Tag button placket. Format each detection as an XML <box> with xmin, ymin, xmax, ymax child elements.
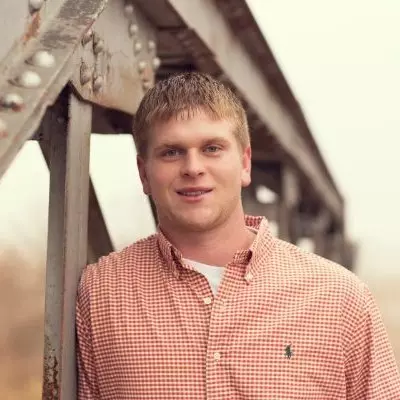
<box><xmin>205</xmin><ymin>270</ymin><xmax>242</xmax><ymax>399</ymax></box>
<box><xmin>183</xmin><ymin>267</ymin><xmax>215</xmax><ymax>306</ymax></box>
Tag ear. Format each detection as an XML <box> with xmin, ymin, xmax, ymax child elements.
<box><xmin>241</xmin><ymin>145</ymin><xmax>252</xmax><ymax>188</ymax></box>
<box><xmin>137</xmin><ymin>155</ymin><xmax>151</xmax><ymax>195</ymax></box>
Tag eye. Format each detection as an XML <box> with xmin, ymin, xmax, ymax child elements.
<box><xmin>162</xmin><ymin>148</ymin><xmax>181</xmax><ymax>157</ymax></box>
<box><xmin>204</xmin><ymin>145</ymin><xmax>221</xmax><ymax>153</ymax></box>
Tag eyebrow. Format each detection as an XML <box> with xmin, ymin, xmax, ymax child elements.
<box><xmin>203</xmin><ymin>137</ymin><xmax>230</xmax><ymax>146</ymax></box>
<box><xmin>153</xmin><ymin>143</ymin><xmax>184</xmax><ymax>153</ymax></box>
<box><xmin>154</xmin><ymin>137</ymin><xmax>230</xmax><ymax>152</ymax></box>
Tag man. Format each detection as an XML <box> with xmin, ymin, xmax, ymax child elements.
<box><xmin>76</xmin><ymin>72</ymin><xmax>400</xmax><ymax>399</ymax></box>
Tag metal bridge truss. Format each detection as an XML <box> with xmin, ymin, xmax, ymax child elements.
<box><xmin>0</xmin><ymin>0</ymin><xmax>355</xmax><ymax>398</ymax></box>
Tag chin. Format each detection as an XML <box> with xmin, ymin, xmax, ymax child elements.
<box><xmin>175</xmin><ymin>211</ymin><xmax>220</xmax><ymax>232</ymax></box>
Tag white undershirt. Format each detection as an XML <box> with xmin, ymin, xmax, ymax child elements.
<box><xmin>183</xmin><ymin>258</ymin><xmax>224</xmax><ymax>295</ymax></box>
<box><xmin>182</xmin><ymin>228</ymin><xmax>258</xmax><ymax>295</ymax></box>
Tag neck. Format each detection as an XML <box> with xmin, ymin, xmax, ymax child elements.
<box><xmin>159</xmin><ymin>209</ymin><xmax>256</xmax><ymax>266</ymax></box>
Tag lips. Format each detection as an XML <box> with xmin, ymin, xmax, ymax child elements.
<box><xmin>176</xmin><ymin>188</ymin><xmax>213</xmax><ymax>197</ymax></box>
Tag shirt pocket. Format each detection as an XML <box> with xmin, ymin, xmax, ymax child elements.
<box><xmin>226</xmin><ymin>318</ymin><xmax>345</xmax><ymax>399</ymax></box>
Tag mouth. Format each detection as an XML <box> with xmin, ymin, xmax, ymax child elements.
<box><xmin>176</xmin><ymin>188</ymin><xmax>213</xmax><ymax>197</ymax></box>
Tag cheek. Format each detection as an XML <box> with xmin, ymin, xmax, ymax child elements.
<box><xmin>217</xmin><ymin>160</ymin><xmax>244</xmax><ymax>184</ymax></box>
<box><xmin>148</xmin><ymin>165</ymin><xmax>176</xmax><ymax>191</ymax></box>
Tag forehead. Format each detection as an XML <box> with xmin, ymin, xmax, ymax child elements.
<box><xmin>149</xmin><ymin>110</ymin><xmax>235</xmax><ymax>146</ymax></box>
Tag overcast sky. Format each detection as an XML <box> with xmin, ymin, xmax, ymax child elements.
<box><xmin>0</xmin><ymin>0</ymin><xmax>399</xmax><ymax>281</ymax></box>
<box><xmin>246</xmin><ymin>0</ymin><xmax>400</xmax><ymax>279</ymax></box>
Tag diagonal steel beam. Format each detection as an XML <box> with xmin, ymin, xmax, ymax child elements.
<box><xmin>0</xmin><ymin>0</ymin><xmax>108</xmax><ymax>180</ymax></box>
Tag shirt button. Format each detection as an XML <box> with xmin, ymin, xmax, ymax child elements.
<box><xmin>213</xmin><ymin>352</ymin><xmax>221</xmax><ymax>361</ymax></box>
<box><xmin>203</xmin><ymin>297</ymin><xmax>212</xmax><ymax>305</ymax></box>
<box><xmin>245</xmin><ymin>272</ymin><xmax>253</xmax><ymax>282</ymax></box>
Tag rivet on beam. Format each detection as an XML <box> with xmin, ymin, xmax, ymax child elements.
<box><xmin>142</xmin><ymin>80</ymin><xmax>151</xmax><ymax>92</ymax></box>
<box><xmin>92</xmin><ymin>32</ymin><xmax>100</xmax><ymax>45</ymax></box>
<box><xmin>93</xmin><ymin>38</ymin><xmax>105</xmax><ymax>55</ymax></box>
<box><xmin>80</xmin><ymin>62</ymin><xmax>91</xmax><ymax>86</ymax></box>
<box><xmin>129</xmin><ymin>23</ymin><xmax>139</xmax><ymax>36</ymax></box>
<box><xmin>82</xmin><ymin>29</ymin><xmax>94</xmax><ymax>46</ymax></box>
<box><xmin>14</xmin><ymin>71</ymin><xmax>42</xmax><ymax>88</ymax></box>
<box><xmin>28</xmin><ymin>50</ymin><xmax>55</xmax><ymax>68</ymax></box>
<box><xmin>134</xmin><ymin>41</ymin><xmax>142</xmax><ymax>54</ymax></box>
<box><xmin>29</xmin><ymin>0</ymin><xmax>44</xmax><ymax>12</ymax></box>
<box><xmin>124</xmin><ymin>3</ymin><xmax>134</xmax><ymax>16</ymax></box>
<box><xmin>138</xmin><ymin>61</ymin><xmax>147</xmax><ymax>73</ymax></box>
<box><xmin>152</xmin><ymin>57</ymin><xmax>161</xmax><ymax>70</ymax></box>
<box><xmin>148</xmin><ymin>40</ymin><xmax>156</xmax><ymax>51</ymax></box>
<box><xmin>1</xmin><ymin>93</ymin><xmax>24</xmax><ymax>111</ymax></box>
<box><xmin>93</xmin><ymin>75</ymin><xmax>103</xmax><ymax>92</ymax></box>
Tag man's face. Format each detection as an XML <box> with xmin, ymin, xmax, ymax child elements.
<box><xmin>137</xmin><ymin>109</ymin><xmax>251</xmax><ymax>233</ymax></box>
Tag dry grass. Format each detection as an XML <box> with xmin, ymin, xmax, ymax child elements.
<box><xmin>0</xmin><ymin>248</ymin><xmax>45</xmax><ymax>399</ymax></box>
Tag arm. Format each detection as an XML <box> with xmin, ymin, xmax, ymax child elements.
<box><xmin>76</xmin><ymin>274</ymin><xmax>100</xmax><ymax>399</ymax></box>
<box><xmin>345</xmin><ymin>283</ymin><xmax>400</xmax><ymax>399</ymax></box>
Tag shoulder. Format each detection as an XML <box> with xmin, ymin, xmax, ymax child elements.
<box><xmin>79</xmin><ymin>233</ymin><xmax>159</xmax><ymax>294</ymax></box>
<box><xmin>273</xmin><ymin>238</ymin><xmax>361</xmax><ymax>286</ymax></box>
<box><xmin>269</xmin><ymin>239</ymin><xmax>378</xmax><ymax>341</ymax></box>
<box><xmin>271</xmin><ymin>238</ymin><xmax>369</xmax><ymax>312</ymax></box>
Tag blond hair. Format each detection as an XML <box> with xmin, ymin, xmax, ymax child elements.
<box><xmin>132</xmin><ymin>72</ymin><xmax>250</xmax><ymax>157</ymax></box>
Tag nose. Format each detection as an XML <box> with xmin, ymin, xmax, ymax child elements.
<box><xmin>180</xmin><ymin>150</ymin><xmax>205</xmax><ymax>177</ymax></box>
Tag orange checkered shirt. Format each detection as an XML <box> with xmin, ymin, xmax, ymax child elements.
<box><xmin>76</xmin><ymin>215</ymin><xmax>400</xmax><ymax>399</ymax></box>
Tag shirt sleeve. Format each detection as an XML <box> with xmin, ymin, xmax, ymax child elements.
<box><xmin>76</xmin><ymin>273</ymin><xmax>100</xmax><ymax>399</ymax></box>
<box><xmin>344</xmin><ymin>283</ymin><xmax>400</xmax><ymax>399</ymax></box>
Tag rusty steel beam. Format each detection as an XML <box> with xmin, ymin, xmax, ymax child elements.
<box><xmin>0</xmin><ymin>0</ymin><xmax>108</xmax><ymax>180</ymax></box>
<box><xmin>313</xmin><ymin>210</ymin><xmax>331</xmax><ymax>258</ymax></box>
<box><xmin>0</xmin><ymin>2</ymin><xmax>31</xmax><ymax>66</ymax></box>
<box><xmin>40</xmin><ymin>135</ymin><xmax>114</xmax><ymax>265</ymax></box>
<box><xmin>161</xmin><ymin>0</ymin><xmax>343</xmax><ymax>222</ymax></box>
<box><xmin>242</xmin><ymin>186</ymin><xmax>278</xmax><ymax>221</ymax></box>
<box><xmin>278</xmin><ymin>165</ymin><xmax>300</xmax><ymax>243</ymax></box>
<box><xmin>70</xmin><ymin>0</ymin><xmax>159</xmax><ymax>115</ymax></box>
<box><xmin>86</xmin><ymin>179</ymin><xmax>114</xmax><ymax>263</ymax></box>
<box><xmin>42</xmin><ymin>90</ymin><xmax>91</xmax><ymax>400</ymax></box>
<box><xmin>213</xmin><ymin>0</ymin><xmax>341</xmax><ymax>199</ymax></box>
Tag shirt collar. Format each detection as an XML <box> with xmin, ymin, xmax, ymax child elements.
<box><xmin>157</xmin><ymin>215</ymin><xmax>276</xmax><ymax>280</ymax></box>
<box><xmin>244</xmin><ymin>215</ymin><xmax>276</xmax><ymax>279</ymax></box>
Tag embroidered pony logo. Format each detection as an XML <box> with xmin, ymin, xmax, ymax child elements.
<box><xmin>284</xmin><ymin>344</ymin><xmax>293</xmax><ymax>359</ymax></box>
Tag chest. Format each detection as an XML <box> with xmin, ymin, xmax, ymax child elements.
<box><xmin>90</xmin><ymin>272</ymin><xmax>346</xmax><ymax>399</ymax></box>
